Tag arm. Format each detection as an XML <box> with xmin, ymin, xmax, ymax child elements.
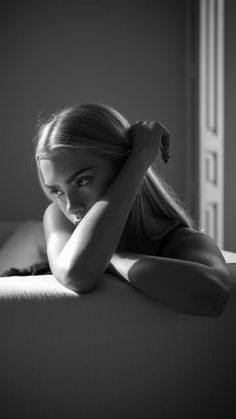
<box><xmin>47</xmin><ymin>153</ymin><xmax>147</xmax><ymax>291</ymax></box>
<box><xmin>107</xmin><ymin>233</ymin><xmax>230</xmax><ymax>317</ymax></box>
<box><xmin>43</xmin><ymin>121</ymin><xmax>170</xmax><ymax>292</ymax></box>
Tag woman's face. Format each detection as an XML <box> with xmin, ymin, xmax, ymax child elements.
<box><xmin>39</xmin><ymin>149</ymin><xmax>121</xmax><ymax>225</ymax></box>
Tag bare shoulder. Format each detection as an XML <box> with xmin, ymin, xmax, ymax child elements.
<box><xmin>43</xmin><ymin>203</ymin><xmax>73</xmax><ymax>236</ymax></box>
<box><xmin>160</xmin><ymin>226</ymin><xmax>227</xmax><ymax>270</ymax></box>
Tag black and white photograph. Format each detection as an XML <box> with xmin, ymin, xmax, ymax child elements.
<box><xmin>0</xmin><ymin>1</ymin><xmax>235</xmax><ymax>418</ymax></box>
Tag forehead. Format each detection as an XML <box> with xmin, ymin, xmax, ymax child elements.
<box><xmin>39</xmin><ymin>149</ymin><xmax>105</xmax><ymax>183</ymax></box>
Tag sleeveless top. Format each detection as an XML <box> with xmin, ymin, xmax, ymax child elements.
<box><xmin>151</xmin><ymin>223</ymin><xmax>195</xmax><ymax>256</ymax></box>
<box><xmin>156</xmin><ymin>223</ymin><xmax>204</xmax><ymax>257</ymax></box>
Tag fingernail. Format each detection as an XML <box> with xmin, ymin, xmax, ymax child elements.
<box><xmin>163</xmin><ymin>154</ymin><xmax>170</xmax><ymax>163</ymax></box>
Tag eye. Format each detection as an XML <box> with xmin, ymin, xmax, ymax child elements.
<box><xmin>49</xmin><ymin>189</ymin><xmax>64</xmax><ymax>198</ymax></box>
<box><xmin>76</xmin><ymin>176</ymin><xmax>92</xmax><ymax>187</ymax></box>
<box><xmin>48</xmin><ymin>175</ymin><xmax>92</xmax><ymax>198</ymax></box>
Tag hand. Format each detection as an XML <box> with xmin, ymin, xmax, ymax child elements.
<box><xmin>129</xmin><ymin>120</ymin><xmax>171</xmax><ymax>167</ymax></box>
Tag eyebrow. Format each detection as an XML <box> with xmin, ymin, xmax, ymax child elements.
<box><xmin>45</xmin><ymin>167</ymin><xmax>93</xmax><ymax>189</ymax></box>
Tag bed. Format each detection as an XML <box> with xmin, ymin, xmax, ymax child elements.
<box><xmin>1</xmin><ymin>221</ymin><xmax>236</xmax><ymax>419</ymax></box>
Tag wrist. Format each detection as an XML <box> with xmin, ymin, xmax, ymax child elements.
<box><xmin>107</xmin><ymin>254</ymin><xmax>122</xmax><ymax>277</ymax></box>
<box><xmin>127</xmin><ymin>150</ymin><xmax>151</xmax><ymax>173</ymax></box>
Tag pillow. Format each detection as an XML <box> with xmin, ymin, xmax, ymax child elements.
<box><xmin>0</xmin><ymin>223</ymin><xmax>20</xmax><ymax>247</ymax></box>
<box><xmin>0</xmin><ymin>221</ymin><xmax>47</xmax><ymax>275</ymax></box>
<box><xmin>221</xmin><ymin>250</ymin><xmax>236</xmax><ymax>264</ymax></box>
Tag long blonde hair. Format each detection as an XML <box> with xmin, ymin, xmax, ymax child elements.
<box><xmin>34</xmin><ymin>102</ymin><xmax>197</xmax><ymax>239</ymax></box>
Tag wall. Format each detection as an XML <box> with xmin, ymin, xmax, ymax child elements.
<box><xmin>0</xmin><ymin>0</ymin><xmax>187</xmax><ymax>222</ymax></box>
<box><xmin>225</xmin><ymin>0</ymin><xmax>236</xmax><ymax>251</ymax></box>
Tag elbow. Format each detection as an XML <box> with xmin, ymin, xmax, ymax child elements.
<box><xmin>61</xmin><ymin>268</ymin><xmax>98</xmax><ymax>293</ymax></box>
<box><xmin>206</xmin><ymin>268</ymin><xmax>230</xmax><ymax>317</ymax></box>
<box><xmin>52</xmin><ymin>257</ymin><xmax>98</xmax><ymax>293</ymax></box>
<box><xmin>50</xmin><ymin>260</ymin><xmax>99</xmax><ymax>293</ymax></box>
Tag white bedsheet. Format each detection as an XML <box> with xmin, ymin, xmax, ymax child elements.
<box><xmin>0</xmin><ymin>274</ymin><xmax>77</xmax><ymax>301</ymax></box>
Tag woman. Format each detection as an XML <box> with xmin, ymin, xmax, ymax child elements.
<box><xmin>34</xmin><ymin>102</ymin><xmax>230</xmax><ymax>317</ymax></box>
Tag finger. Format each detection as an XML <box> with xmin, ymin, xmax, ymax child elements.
<box><xmin>160</xmin><ymin>129</ymin><xmax>171</xmax><ymax>154</ymax></box>
<box><xmin>160</xmin><ymin>129</ymin><xmax>171</xmax><ymax>163</ymax></box>
<box><xmin>162</xmin><ymin>152</ymin><xmax>171</xmax><ymax>164</ymax></box>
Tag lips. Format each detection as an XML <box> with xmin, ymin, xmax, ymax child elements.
<box><xmin>73</xmin><ymin>211</ymin><xmax>85</xmax><ymax>226</ymax></box>
<box><xmin>71</xmin><ymin>206</ymin><xmax>89</xmax><ymax>226</ymax></box>
<box><xmin>73</xmin><ymin>216</ymin><xmax>82</xmax><ymax>226</ymax></box>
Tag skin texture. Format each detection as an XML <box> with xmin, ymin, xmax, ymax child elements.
<box><xmin>40</xmin><ymin>149</ymin><xmax>122</xmax><ymax>226</ymax></box>
<box><xmin>40</xmin><ymin>121</ymin><xmax>230</xmax><ymax>317</ymax></box>
<box><xmin>40</xmin><ymin>148</ymin><xmax>172</xmax><ymax>254</ymax></box>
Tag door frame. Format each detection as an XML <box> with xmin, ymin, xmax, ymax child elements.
<box><xmin>185</xmin><ymin>0</ymin><xmax>225</xmax><ymax>248</ymax></box>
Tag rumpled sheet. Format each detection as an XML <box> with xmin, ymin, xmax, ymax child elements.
<box><xmin>0</xmin><ymin>261</ymin><xmax>51</xmax><ymax>277</ymax></box>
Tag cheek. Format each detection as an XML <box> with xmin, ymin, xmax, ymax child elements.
<box><xmin>56</xmin><ymin>188</ymin><xmax>95</xmax><ymax>214</ymax></box>
<box><xmin>91</xmin><ymin>182</ymin><xmax>109</xmax><ymax>201</ymax></box>
<box><xmin>54</xmin><ymin>174</ymin><xmax>116</xmax><ymax>217</ymax></box>
<box><xmin>85</xmin><ymin>187</ymin><xmax>101</xmax><ymax>205</ymax></box>
<box><xmin>98</xmin><ymin>168</ymin><xmax>119</xmax><ymax>193</ymax></box>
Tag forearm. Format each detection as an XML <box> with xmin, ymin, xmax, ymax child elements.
<box><xmin>57</xmin><ymin>153</ymin><xmax>147</xmax><ymax>288</ymax></box>
<box><xmin>108</xmin><ymin>252</ymin><xmax>229</xmax><ymax>317</ymax></box>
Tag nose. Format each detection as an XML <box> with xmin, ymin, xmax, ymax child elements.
<box><xmin>65</xmin><ymin>192</ymin><xmax>84</xmax><ymax>216</ymax></box>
